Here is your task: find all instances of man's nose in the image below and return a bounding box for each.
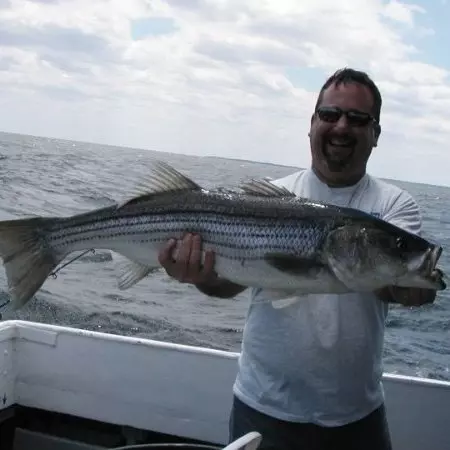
[333,114,350,131]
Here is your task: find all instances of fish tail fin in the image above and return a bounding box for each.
[0,217,64,310]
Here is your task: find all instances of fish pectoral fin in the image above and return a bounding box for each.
[238,179,296,197]
[325,256,371,292]
[114,255,159,290]
[117,160,203,209]
[251,288,303,309]
[271,296,301,309]
[264,253,326,275]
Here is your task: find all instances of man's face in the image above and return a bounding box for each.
[309,82,380,186]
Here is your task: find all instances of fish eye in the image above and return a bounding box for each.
[396,237,406,250]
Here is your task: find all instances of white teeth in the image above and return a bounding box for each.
[329,139,352,147]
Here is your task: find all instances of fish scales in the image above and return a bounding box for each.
[46,202,330,263]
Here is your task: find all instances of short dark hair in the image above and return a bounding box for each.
[314,68,382,123]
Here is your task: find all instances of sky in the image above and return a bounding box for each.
[0,0,449,186]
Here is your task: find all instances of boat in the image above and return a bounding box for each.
[0,319,448,449]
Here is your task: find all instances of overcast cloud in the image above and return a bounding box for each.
[0,0,448,186]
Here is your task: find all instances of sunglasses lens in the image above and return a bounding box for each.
[317,107,341,122]
[317,107,373,127]
[347,111,372,126]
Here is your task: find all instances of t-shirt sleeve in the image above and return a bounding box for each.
[271,171,303,192]
[382,190,422,236]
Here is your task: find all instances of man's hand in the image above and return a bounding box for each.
[157,233,246,299]
[158,233,218,285]
[375,267,444,306]
[375,285,437,306]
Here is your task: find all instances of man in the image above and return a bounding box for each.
[158,68,438,449]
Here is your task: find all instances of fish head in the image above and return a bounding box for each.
[324,222,446,292]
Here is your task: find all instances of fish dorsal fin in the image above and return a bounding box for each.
[117,160,202,208]
[239,179,296,198]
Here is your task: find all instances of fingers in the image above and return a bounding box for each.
[203,249,215,275]
[158,233,216,285]
[177,233,194,281]
[188,234,202,276]
[158,238,177,268]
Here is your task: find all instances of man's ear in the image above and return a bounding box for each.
[308,114,316,138]
[372,123,381,147]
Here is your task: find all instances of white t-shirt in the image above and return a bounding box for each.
[233,168,422,426]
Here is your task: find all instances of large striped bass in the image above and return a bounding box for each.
[0,160,446,310]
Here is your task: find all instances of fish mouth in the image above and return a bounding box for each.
[423,245,442,275]
[408,245,441,275]
[429,246,442,272]
[427,246,447,291]
[406,245,446,291]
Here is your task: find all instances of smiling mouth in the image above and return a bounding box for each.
[324,140,354,160]
[327,137,354,147]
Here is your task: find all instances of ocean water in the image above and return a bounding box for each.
[0,131,448,381]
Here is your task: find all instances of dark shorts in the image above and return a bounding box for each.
[228,395,392,450]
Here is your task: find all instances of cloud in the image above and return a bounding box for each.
[382,0,425,26]
[39,85,91,102]
[0,0,448,186]
[0,54,14,71]
[28,0,60,4]
[0,24,113,59]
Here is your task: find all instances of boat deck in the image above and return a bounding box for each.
[0,320,448,450]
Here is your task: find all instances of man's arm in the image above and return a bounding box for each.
[376,191,437,306]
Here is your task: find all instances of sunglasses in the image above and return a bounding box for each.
[316,106,376,127]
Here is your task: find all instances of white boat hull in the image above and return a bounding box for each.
[0,320,448,449]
